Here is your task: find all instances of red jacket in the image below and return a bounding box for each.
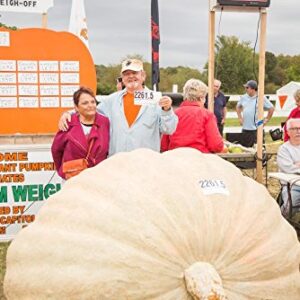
[161,101,224,153]
[51,113,110,179]
[283,107,300,141]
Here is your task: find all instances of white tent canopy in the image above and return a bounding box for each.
[275,81,300,116]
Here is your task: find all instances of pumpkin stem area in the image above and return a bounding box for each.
[184,262,227,300]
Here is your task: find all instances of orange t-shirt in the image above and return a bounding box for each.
[123,92,141,127]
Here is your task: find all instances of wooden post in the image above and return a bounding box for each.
[256,10,267,183]
[42,13,48,29]
[208,10,215,112]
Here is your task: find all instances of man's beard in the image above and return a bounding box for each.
[126,81,140,90]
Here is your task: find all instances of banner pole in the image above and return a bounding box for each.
[256,9,267,183]
[208,9,215,113]
[42,13,48,28]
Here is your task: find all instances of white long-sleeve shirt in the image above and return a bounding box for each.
[98,89,178,156]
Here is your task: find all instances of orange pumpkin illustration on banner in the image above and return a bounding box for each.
[0,28,96,134]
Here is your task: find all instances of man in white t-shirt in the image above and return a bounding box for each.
[236,80,274,147]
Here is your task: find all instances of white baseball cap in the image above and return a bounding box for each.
[121,59,144,73]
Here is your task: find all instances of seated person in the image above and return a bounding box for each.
[161,79,224,153]
[277,118,300,216]
[283,89,300,142]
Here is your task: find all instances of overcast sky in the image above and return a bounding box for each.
[0,0,299,70]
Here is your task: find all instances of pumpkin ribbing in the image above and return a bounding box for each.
[4,148,300,299]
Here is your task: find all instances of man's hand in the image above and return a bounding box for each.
[58,112,72,131]
[238,117,243,125]
[159,96,172,111]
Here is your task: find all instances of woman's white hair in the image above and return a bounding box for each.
[183,79,208,102]
[294,89,300,102]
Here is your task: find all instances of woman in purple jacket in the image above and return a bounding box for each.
[51,87,110,179]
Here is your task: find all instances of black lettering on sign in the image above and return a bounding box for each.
[198,180,226,189]
[134,91,143,99]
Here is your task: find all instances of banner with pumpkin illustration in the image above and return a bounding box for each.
[0,144,63,241]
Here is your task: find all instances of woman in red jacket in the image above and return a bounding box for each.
[161,79,224,153]
[51,87,110,179]
[284,89,300,141]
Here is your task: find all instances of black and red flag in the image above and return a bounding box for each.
[151,0,160,90]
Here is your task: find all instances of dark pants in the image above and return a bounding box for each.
[234,129,257,169]
[241,129,257,147]
[218,123,224,137]
[241,129,265,147]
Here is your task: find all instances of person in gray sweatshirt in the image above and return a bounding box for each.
[277,118,300,216]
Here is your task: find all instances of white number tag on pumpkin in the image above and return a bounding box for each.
[134,91,162,106]
[198,179,229,196]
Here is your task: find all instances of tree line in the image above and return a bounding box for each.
[0,23,17,30]
[97,35,300,95]
[0,22,298,95]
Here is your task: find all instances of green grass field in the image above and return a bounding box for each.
[225,116,286,127]
[0,243,9,299]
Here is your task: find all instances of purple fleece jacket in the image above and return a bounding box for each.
[51,113,110,179]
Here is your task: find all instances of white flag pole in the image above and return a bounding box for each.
[42,13,48,28]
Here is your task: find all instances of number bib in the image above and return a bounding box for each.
[198,179,229,196]
[134,91,162,106]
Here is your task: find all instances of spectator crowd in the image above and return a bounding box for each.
[52,57,300,222]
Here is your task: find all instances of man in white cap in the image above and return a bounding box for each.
[59,58,178,156]
[236,80,274,147]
